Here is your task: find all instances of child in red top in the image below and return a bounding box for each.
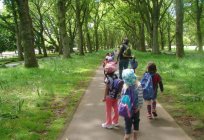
[145,62,164,119]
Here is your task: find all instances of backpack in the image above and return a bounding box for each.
[122,45,131,57]
[118,86,138,118]
[107,76,124,99]
[118,95,131,118]
[130,58,138,69]
[140,73,154,100]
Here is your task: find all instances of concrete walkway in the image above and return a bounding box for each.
[58,66,192,140]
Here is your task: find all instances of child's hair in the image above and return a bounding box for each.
[147,62,157,73]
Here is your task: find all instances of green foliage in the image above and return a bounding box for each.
[134,50,204,123]
[0,50,107,140]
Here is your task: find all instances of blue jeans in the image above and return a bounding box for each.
[119,59,129,79]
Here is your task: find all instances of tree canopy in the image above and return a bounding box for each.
[0,0,203,67]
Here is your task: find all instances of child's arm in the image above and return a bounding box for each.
[159,81,164,93]
[102,85,109,102]
[137,84,144,109]
[158,74,164,93]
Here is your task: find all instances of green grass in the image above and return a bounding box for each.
[0,51,107,140]
[0,53,58,67]
[1,49,204,139]
[133,50,204,139]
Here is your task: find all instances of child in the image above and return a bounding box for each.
[110,51,115,60]
[102,53,113,68]
[143,62,163,119]
[102,62,123,129]
[121,69,143,140]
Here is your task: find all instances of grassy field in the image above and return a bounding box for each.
[0,54,58,67]
[0,51,106,140]
[134,51,204,140]
[0,50,203,140]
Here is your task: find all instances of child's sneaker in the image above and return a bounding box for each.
[152,111,158,117]
[101,123,113,129]
[112,123,119,127]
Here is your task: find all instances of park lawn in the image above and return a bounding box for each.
[0,51,106,140]
[0,54,58,67]
[134,51,204,140]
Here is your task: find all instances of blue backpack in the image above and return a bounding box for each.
[119,86,138,118]
[130,58,138,69]
[140,73,154,100]
[108,76,124,99]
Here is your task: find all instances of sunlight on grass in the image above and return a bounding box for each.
[0,50,107,140]
[134,51,204,124]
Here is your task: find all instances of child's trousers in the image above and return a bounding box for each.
[105,97,119,125]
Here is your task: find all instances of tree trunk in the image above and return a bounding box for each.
[167,14,172,51]
[94,25,99,52]
[38,6,47,57]
[76,0,84,55]
[40,33,47,57]
[69,36,74,53]
[148,30,153,49]
[196,0,203,52]
[85,18,92,53]
[160,28,165,50]
[57,36,63,54]
[139,22,146,52]
[86,31,92,53]
[11,0,24,60]
[37,41,42,54]
[16,26,24,60]
[176,0,184,58]
[16,0,38,67]
[78,24,84,55]
[57,0,70,58]
[152,2,160,54]
[103,24,108,50]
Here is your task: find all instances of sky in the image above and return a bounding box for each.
[0,0,3,11]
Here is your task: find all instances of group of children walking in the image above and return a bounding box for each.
[101,51,164,140]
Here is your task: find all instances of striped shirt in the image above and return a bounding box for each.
[136,83,143,109]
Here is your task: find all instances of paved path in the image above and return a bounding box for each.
[58,66,192,140]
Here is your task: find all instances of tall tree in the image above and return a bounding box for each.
[184,0,204,52]
[30,0,49,57]
[93,1,109,51]
[75,0,85,55]
[15,0,38,67]
[124,0,173,53]
[176,0,184,57]
[195,0,203,52]
[57,0,71,58]
[11,0,24,60]
[1,0,24,60]
[84,0,92,53]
